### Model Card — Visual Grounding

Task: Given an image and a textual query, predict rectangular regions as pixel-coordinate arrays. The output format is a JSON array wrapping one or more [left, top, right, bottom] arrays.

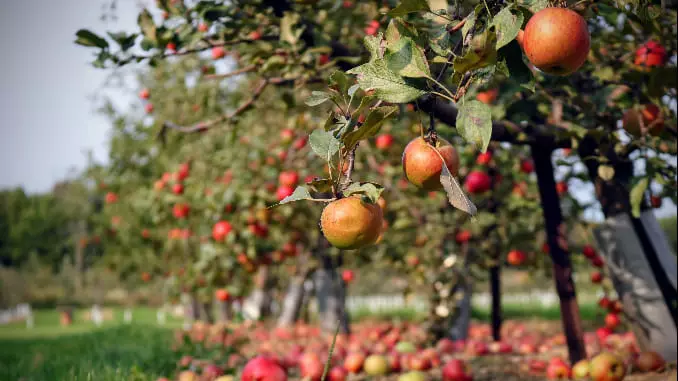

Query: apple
[[299, 353, 323, 381], [598, 297, 611, 309], [436, 338, 455, 354], [211, 47, 226, 60], [202, 364, 223, 379], [623, 104, 664, 137], [556, 181, 568, 195], [605, 313, 621, 330], [342, 269, 355, 283], [456, 230, 472, 244], [280, 128, 295, 143], [215, 289, 230, 302], [583, 245, 597, 258], [520, 159, 534, 173], [476, 151, 493, 165], [166, 42, 176, 52], [293, 137, 307, 150], [650, 196, 662, 208], [546, 361, 571, 379], [172, 183, 184, 195], [343, 351, 365, 373], [402, 137, 460, 190], [364, 354, 389, 375], [635, 40, 667, 68], [276, 185, 295, 201], [591, 256, 604, 268], [507, 250, 527, 266], [365, 20, 380, 36], [398, 371, 426, 381], [476, 89, 499, 104], [104, 192, 118, 204], [278, 171, 299, 187], [375, 134, 394, 150], [241, 357, 287, 381], [591, 271, 603, 284], [328, 366, 347, 381], [178, 370, 198, 381], [464, 171, 492, 194], [145, 103, 154, 113], [173, 203, 190, 219], [176, 163, 190, 181], [635, 351, 665, 372], [139, 88, 150, 99], [521, 7, 590, 75], [589, 352, 626, 381], [572, 359, 590, 379], [442, 359, 473, 381]]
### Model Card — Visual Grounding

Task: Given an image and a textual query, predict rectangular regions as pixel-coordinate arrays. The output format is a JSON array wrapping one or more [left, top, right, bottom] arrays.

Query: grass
[[0, 325, 180, 381]]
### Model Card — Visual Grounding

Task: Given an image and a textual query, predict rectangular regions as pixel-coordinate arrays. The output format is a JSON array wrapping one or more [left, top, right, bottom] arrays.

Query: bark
[[579, 137, 678, 361], [314, 250, 350, 334], [490, 265, 502, 342], [532, 145, 587, 364], [277, 273, 308, 327], [184, 293, 200, 325], [217, 301, 231, 323], [248, 265, 273, 320]]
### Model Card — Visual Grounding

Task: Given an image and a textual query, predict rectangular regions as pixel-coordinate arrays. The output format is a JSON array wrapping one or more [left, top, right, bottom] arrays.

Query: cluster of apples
[[158, 319, 670, 381]]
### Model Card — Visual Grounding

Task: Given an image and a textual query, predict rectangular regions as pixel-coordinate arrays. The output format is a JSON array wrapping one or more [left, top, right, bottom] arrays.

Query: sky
[[0, 0, 144, 193], [0, 1, 674, 219]]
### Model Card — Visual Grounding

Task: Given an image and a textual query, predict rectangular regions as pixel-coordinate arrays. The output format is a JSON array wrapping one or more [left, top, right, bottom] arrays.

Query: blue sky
[[0, 0, 142, 193]]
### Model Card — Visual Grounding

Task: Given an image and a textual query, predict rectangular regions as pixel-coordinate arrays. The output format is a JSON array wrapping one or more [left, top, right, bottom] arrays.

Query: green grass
[[0, 325, 180, 381]]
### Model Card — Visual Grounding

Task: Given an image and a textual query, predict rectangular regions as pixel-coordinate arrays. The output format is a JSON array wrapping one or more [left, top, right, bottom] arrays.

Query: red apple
[[212, 221, 232, 241], [591, 271, 603, 284], [328, 366, 347, 381], [211, 47, 226, 60], [375, 134, 394, 150], [173, 203, 190, 219], [278, 171, 299, 187], [464, 171, 492, 194], [342, 270, 355, 283], [241, 357, 287, 381], [476, 151, 493, 165], [139, 88, 150, 99], [442, 359, 473, 381], [520, 159, 534, 173], [635, 40, 667, 68], [215, 289, 230, 302], [583, 245, 597, 258], [604, 313, 621, 330], [172, 183, 184, 195], [276, 185, 295, 201], [634, 351, 665, 372]]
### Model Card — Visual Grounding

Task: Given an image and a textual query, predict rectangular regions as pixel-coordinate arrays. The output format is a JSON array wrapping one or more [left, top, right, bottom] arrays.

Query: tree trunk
[[532, 145, 587, 364], [278, 273, 308, 327], [247, 266, 272, 321], [73, 220, 86, 295], [490, 265, 502, 342], [201, 302, 214, 323], [217, 301, 230, 323], [314, 251, 350, 334], [183, 293, 200, 327], [579, 137, 678, 361]]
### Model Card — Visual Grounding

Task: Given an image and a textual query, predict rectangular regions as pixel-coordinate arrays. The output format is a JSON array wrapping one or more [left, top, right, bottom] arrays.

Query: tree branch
[[204, 65, 257, 80]]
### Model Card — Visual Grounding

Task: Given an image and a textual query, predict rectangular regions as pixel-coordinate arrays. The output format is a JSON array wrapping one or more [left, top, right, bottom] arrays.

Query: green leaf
[[385, 18, 421, 49], [275, 186, 314, 205], [630, 178, 648, 218], [385, 37, 430, 78], [343, 106, 398, 150], [518, 0, 549, 13], [491, 7, 524, 49], [348, 59, 427, 103], [440, 163, 477, 216], [388, 0, 431, 16], [280, 12, 304, 45], [498, 40, 533, 89], [343, 182, 384, 203], [461, 8, 478, 40], [363, 34, 384, 61], [309, 130, 341, 160], [452, 26, 498, 76], [306, 178, 334, 193], [138, 9, 157, 43], [107, 32, 137, 51], [456, 99, 493, 153], [305, 91, 332, 106], [598, 165, 615, 181], [75, 29, 109, 49], [329, 71, 351, 95]]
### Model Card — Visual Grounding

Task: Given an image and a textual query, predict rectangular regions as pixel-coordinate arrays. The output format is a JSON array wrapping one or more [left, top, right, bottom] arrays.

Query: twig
[[159, 79, 271, 136], [204, 65, 256, 80]]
